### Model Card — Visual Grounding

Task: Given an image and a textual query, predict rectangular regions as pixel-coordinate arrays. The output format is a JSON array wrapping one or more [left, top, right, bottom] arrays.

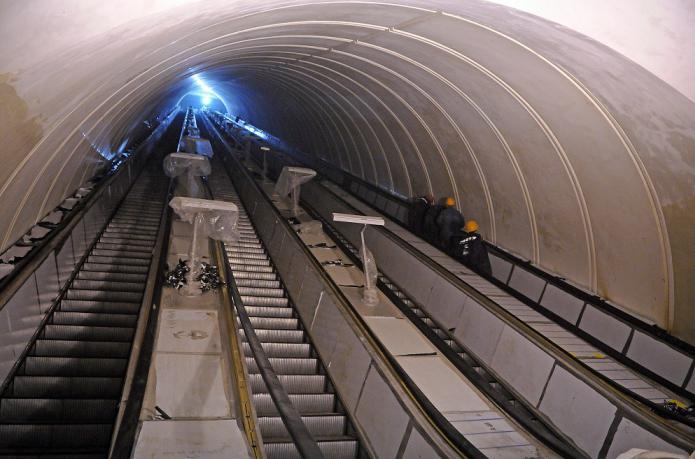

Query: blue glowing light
[[201, 95, 212, 105]]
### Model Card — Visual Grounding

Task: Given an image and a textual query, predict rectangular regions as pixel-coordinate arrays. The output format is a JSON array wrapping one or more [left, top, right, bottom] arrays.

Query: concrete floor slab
[[156, 309, 221, 354]]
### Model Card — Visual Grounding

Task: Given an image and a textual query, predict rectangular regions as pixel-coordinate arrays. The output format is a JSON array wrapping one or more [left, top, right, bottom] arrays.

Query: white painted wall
[[487, 0, 695, 103]]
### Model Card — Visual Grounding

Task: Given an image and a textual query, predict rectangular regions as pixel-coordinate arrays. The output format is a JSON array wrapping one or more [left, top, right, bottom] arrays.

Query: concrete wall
[[0, 0, 694, 341]]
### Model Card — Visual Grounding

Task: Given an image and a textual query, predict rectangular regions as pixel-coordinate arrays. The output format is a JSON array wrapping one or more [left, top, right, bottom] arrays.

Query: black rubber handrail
[[203, 113, 486, 459]]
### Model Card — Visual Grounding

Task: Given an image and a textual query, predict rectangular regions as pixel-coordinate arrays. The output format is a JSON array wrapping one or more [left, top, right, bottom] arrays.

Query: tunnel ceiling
[[1, 0, 694, 341]]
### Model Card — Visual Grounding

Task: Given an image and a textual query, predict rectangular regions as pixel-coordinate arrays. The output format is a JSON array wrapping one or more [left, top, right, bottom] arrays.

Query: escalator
[[0, 120, 178, 457], [207, 160, 362, 458]]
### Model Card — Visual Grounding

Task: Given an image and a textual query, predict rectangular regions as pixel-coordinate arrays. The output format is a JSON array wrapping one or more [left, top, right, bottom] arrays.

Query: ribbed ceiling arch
[[1, 0, 694, 341]]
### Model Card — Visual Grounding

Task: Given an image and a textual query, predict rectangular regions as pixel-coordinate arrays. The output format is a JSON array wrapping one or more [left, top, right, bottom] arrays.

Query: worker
[[452, 220, 492, 276], [408, 194, 434, 235], [436, 197, 465, 250], [422, 198, 445, 244]]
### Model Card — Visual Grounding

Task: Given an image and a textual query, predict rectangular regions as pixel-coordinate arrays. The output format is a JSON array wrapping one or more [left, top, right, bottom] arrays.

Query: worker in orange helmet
[[452, 219, 491, 276], [436, 197, 465, 251]]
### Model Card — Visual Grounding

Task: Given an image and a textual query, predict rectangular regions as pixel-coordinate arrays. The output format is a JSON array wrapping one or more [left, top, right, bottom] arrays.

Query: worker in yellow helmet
[[436, 197, 465, 251], [451, 219, 491, 276]]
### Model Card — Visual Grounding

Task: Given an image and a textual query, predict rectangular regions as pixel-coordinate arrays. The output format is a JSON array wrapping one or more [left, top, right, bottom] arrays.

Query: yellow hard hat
[[444, 197, 456, 207], [464, 220, 479, 232]]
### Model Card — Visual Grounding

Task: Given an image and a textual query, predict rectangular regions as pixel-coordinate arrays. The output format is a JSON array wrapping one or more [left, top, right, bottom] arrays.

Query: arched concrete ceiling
[[0, 0, 694, 342]]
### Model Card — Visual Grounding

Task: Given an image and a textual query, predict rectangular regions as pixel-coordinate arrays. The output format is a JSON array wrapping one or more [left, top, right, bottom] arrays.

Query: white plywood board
[[365, 317, 436, 356], [133, 419, 250, 459], [397, 355, 490, 413], [154, 353, 229, 418], [157, 309, 220, 354]]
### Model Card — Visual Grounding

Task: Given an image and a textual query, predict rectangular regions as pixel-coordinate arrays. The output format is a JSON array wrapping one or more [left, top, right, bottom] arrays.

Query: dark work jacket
[[422, 204, 445, 244], [436, 207, 465, 250], [408, 197, 430, 235], [451, 232, 492, 277]]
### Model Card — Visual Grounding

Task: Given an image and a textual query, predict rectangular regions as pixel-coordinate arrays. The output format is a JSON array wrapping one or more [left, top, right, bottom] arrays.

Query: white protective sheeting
[[168, 197, 239, 243], [275, 166, 317, 216], [163, 153, 211, 197]]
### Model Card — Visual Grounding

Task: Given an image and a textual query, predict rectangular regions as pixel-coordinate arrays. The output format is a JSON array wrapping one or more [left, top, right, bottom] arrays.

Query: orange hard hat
[[444, 197, 456, 207], [464, 220, 479, 233]]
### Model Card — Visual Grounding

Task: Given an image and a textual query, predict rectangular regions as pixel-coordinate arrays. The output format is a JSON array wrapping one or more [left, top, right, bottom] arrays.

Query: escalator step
[[22, 356, 127, 377], [264, 439, 358, 459], [52, 312, 137, 328], [249, 374, 326, 394], [258, 415, 346, 440], [242, 296, 288, 307], [65, 289, 142, 303], [59, 300, 140, 315], [245, 357, 317, 375], [90, 249, 151, 259], [77, 271, 147, 283], [81, 262, 149, 274], [71, 279, 144, 292], [43, 324, 134, 342], [86, 255, 150, 267], [31, 340, 131, 358], [244, 306, 293, 319], [0, 423, 112, 449], [0, 398, 117, 422], [8, 376, 122, 399], [252, 393, 335, 416], [245, 317, 297, 330], [242, 342, 311, 359], [239, 329, 305, 343]]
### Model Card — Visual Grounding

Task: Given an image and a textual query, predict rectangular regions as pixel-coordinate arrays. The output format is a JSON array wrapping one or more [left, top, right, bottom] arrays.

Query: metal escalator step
[[239, 329, 305, 343], [65, 289, 142, 303], [43, 324, 134, 342], [235, 278, 280, 289], [253, 393, 335, 416], [245, 317, 297, 330], [90, 248, 151, 259], [264, 439, 358, 459], [238, 287, 284, 298], [96, 241, 154, 252], [86, 255, 151, 267], [245, 357, 317, 375], [22, 356, 127, 377], [244, 306, 293, 319], [228, 257, 270, 266], [231, 271, 277, 280], [242, 342, 311, 359], [59, 300, 140, 315], [231, 264, 274, 273], [228, 242, 263, 250], [227, 246, 265, 254], [71, 279, 144, 292], [0, 398, 118, 422], [81, 262, 149, 274], [229, 252, 267, 261], [258, 414, 346, 440], [104, 226, 157, 236], [97, 237, 153, 248], [0, 423, 112, 449], [102, 231, 155, 242], [8, 376, 122, 399], [249, 374, 326, 394], [52, 312, 137, 328], [31, 340, 131, 358], [242, 296, 288, 307], [77, 271, 147, 283]]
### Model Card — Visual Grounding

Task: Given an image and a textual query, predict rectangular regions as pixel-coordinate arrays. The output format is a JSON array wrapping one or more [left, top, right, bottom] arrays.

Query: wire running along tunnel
[[1, 0, 694, 345]]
